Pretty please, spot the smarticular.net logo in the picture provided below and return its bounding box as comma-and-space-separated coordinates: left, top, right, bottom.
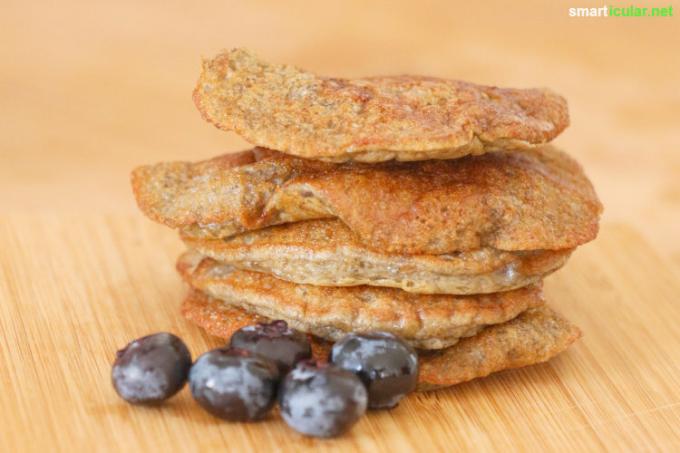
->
568, 5, 674, 17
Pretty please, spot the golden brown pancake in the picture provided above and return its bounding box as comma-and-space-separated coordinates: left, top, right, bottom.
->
132, 146, 601, 255
183, 219, 572, 295
193, 48, 569, 162
181, 290, 581, 391
177, 251, 545, 349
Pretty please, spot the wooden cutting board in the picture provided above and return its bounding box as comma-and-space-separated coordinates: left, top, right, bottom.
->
0, 217, 679, 452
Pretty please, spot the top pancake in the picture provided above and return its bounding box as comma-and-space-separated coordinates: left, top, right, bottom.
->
132, 146, 602, 255
193, 48, 569, 162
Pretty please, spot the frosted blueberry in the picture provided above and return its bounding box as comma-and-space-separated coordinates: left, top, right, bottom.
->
279, 360, 367, 437
112, 332, 191, 404
230, 320, 311, 374
331, 332, 418, 409
189, 348, 279, 421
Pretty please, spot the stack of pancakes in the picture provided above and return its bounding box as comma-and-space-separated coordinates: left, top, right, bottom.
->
132, 49, 602, 391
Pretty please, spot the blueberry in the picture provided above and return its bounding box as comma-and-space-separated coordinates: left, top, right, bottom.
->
189, 348, 279, 421
279, 360, 367, 438
111, 332, 191, 404
230, 320, 311, 374
330, 332, 418, 409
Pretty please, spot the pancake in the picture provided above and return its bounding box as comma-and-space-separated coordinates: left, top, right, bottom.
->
177, 251, 545, 349
181, 290, 581, 391
183, 219, 572, 295
132, 146, 602, 255
193, 48, 569, 163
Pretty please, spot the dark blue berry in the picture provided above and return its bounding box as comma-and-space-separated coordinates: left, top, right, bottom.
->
112, 332, 191, 404
189, 348, 279, 421
330, 332, 418, 409
230, 320, 311, 374
279, 360, 367, 437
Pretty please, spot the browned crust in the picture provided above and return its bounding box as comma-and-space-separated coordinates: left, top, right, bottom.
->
193, 49, 569, 162
180, 289, 332, 361
417, 303, 581, 390
177, 250, 545, 349
132, 146, 602, 254
181, 290, 581, 391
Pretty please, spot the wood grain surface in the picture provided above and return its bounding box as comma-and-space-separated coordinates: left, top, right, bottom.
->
1, 220, 679, 451
1, 1, 679, 451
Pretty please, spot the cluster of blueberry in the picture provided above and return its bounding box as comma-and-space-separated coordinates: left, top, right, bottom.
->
111, 321, 419, 437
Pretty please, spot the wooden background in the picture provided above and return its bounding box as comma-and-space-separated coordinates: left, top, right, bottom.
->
1, 1, 679, 451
